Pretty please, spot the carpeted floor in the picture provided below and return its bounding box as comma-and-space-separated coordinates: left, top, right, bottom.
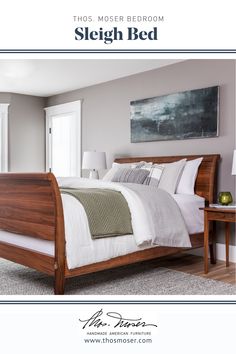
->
0, 258, 236, 295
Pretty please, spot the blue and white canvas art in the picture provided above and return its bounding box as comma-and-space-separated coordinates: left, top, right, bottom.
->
130, 86, 219, 143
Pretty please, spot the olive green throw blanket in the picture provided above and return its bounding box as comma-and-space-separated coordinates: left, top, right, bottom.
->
60, 188, 133, 239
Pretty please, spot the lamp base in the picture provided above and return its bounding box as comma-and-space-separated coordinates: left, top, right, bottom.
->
89, 170, 99, 179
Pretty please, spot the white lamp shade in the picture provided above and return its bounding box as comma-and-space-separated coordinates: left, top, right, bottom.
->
232, 149, 236, 175
82, 151, 107, 170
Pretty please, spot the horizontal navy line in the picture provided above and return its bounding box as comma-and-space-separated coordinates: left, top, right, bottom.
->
0, 49, 236, 54
0, 301, 236, 305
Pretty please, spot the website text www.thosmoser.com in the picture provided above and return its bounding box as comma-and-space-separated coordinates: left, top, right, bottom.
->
84, 337, 152, 344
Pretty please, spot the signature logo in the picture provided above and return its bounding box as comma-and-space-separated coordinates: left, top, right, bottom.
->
79, 309, 158, 329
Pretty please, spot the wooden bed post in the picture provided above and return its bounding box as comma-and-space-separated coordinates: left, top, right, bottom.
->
208, 155, 219, 265
54, 262, 65, 295
49, 174, 66, 295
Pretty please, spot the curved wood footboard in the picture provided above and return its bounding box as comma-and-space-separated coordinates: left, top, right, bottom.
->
0, 173, 65, 294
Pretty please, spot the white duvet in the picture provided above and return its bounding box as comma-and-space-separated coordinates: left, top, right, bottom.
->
58, 178, 191, 268
0, 178, 204, 270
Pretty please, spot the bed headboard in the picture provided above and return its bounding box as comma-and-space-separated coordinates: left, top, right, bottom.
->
114, 154, 220, 204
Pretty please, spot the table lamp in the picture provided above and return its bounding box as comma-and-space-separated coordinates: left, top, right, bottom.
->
232, 149, 236, 175
218, 150, 236, 205
82, 151, 107, 179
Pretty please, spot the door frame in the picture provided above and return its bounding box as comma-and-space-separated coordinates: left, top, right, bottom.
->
44, 100, 82, 176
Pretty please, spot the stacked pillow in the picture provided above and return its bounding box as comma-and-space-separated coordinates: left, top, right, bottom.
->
103, 161, 151, 184
176, 157, 203, 195
158, 159, 187, 194
102, 157, 203, 195
111, 168, 150, 184
102, 162, 139, 181
143, 164, 165, 187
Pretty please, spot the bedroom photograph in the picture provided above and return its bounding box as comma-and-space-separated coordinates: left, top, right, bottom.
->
0, 59, 235, 295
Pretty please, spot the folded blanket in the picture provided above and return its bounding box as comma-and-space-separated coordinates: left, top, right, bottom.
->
60, 188, 132, 239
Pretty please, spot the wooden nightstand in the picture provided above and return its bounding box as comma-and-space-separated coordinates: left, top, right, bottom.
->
203, 207, 236, 274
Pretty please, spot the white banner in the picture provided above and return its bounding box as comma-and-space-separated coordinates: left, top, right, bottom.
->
0, 0, 235, 51
0, 300, 235, 353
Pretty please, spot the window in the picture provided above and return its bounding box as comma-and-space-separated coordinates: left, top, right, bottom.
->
45, 101, 81, 177
0, 104, 9, 172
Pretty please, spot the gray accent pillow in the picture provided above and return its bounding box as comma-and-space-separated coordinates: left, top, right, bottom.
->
111, 168, 149, 184
102, 162, 146, 181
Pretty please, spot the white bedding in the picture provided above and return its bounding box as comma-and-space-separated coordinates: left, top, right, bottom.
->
172, 194, 204, 234
0, 180, 204, 270
59, 178, 191, 249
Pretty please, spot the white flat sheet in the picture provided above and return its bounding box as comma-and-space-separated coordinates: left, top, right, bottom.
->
0, 193, 204, 269
172, 194, 204, 235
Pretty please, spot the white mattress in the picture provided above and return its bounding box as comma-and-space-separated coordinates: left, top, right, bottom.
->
0, 193, 204, 269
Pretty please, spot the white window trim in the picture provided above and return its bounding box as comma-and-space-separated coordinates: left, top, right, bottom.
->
44, 100, 82, 176
0, 103, 9, 172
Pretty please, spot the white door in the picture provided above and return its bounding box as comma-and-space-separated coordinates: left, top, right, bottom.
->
45, 101, 81, 177
0, 104, 9, 172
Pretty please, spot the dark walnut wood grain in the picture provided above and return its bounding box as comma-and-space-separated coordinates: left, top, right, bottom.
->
0, 174, 56, 240
0, 173, 65, 294
0, 154, 220, 294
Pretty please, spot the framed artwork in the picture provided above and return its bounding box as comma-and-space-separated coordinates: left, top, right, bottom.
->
130, 86, 219, 143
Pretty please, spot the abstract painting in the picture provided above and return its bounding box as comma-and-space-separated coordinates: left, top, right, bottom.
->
130, 86, 219, 143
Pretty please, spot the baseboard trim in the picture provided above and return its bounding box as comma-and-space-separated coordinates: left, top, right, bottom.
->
187, 243, 236, 263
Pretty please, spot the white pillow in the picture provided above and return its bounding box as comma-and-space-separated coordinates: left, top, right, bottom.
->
176, 157, 203, 195
139, 162, 153, 171
102, 168, 118, 181
158, 159, 187, 194
112, 162, 137, 169
102, 163, 130, 181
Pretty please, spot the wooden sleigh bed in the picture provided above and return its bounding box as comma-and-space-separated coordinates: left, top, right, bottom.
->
0, 154, 220, 295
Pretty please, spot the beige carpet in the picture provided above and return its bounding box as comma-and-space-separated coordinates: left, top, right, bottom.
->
0, 258, 236, 295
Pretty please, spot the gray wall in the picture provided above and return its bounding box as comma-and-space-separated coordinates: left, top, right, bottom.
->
47, 59, 236, 244
0, 93, 11, 103
0, 93, 45, 172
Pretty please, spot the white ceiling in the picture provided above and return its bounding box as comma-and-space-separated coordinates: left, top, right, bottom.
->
0, 59, 183, 97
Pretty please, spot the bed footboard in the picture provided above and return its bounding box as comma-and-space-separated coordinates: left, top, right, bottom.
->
0, 173, 65, 294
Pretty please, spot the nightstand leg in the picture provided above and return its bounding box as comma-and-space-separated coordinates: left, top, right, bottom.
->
209, 221, 216, 264
204, 211, 209, 274
209, 244, 216, 264
225, 222, 230, 267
